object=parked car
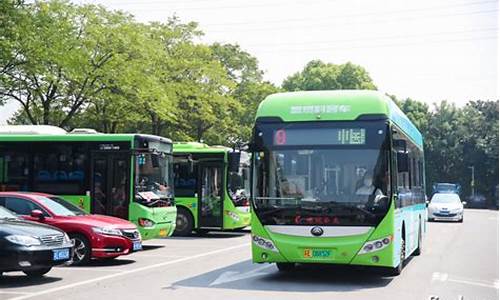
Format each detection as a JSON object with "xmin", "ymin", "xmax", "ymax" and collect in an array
[
  {"xmin": 427, "ymin": 193, "xmax": 466, "ymax": 222},
  {"xmin": 0, "ymin": 206, "xmax": 73, "ymax": 277},
  {"xmin": 0, "ymin": 192, "xmax": 142, "ymax": 265}
]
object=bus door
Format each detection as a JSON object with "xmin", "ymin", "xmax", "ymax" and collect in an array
[
  {"xmin": 90, "ymin": 152, "xmax": 130, "ymax": 220},
  {"xmin": 198, "ymin": 162, "xmax": 223, "ymax": 228}
]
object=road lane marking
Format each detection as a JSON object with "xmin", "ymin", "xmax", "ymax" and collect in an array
[
  {"xmin": 209, "ymin": 264, "xmax": 274, "ymax": 286},
  {"xmin": 10, "ymin": 243, "xmax": 248, "ymax": 300},
  {"xmin": 0, "ymin": 291, "xmax": 33, "ymax": 295},
  {"xmin": 432, "ymin": 272, "xmax": 499, "ymax": 289},
  {"xmin": 131, "ymin": 254, "xmax": 187, "ymax": 258}
]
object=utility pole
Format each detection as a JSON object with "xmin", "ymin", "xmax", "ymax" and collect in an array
[{"xmin": 468, "ymin": 166, "xmax": 475, "ymax": 198}]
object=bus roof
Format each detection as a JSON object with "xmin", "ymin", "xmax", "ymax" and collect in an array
[
  {"xmin": 173, "ymin": 142, "xmax": 230, "ymax": 154},
  {"xmin": 0, "ymin": 127, "xmax": 172, "ymax": 144},
  {"xmin": 255, "ymin": 90, "xmax": 423, "ymax": 148}
]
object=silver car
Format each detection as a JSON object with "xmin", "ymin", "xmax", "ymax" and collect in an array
[{"xmin": 427, "ymin": 193, "xmax": 466, "ymax": 222}]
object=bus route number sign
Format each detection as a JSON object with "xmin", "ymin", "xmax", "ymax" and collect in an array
[{"xmin": 274, "ymin": 129, "xmax": 287, "ymax": 145}]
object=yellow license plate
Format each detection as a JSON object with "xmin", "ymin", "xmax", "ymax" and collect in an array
[
  {"xmin": 159, "ymin": 229, "xmax": 167, "ymax": 237},
  {"xmin": 303, "ymin": 249, "xmax": 332, "ymax": 258}
]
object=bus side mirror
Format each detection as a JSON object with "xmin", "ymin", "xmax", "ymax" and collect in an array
[
  {"xmin": 228, "ymin": 152, "xmax": 241, "ymax": 173},
  {"xmin": 393, "ymin": 139, "xmax": 407, "ymax": 152},
  {"xmin": 187, "ymin": 155, "xmax": 194, "ymax": 173},
  {"xmin": 397, "ymin": 152, "xmax": 409, "ymax": 172}
]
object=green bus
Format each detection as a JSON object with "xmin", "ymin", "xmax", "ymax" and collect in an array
[
  {"xmin": 250, "ymin": 90, "xmax": 426, "ymax": 275},
  {"xmin": 172, "ymin": 142, "xmax": 251, "ymax": 236},
  {"xmin": 0, "ymin": 126, "xmax": 177, "ymax": 240}
]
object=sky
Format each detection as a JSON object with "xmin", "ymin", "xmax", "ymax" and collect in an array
[{"xmin": 0, "ymin": 0, "xmax": 499, "ymax": 124}]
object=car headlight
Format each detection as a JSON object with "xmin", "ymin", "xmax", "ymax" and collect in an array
[
  {"xmin": 5, "ymin": 235, "xmax": 42, "ymax": 246},
  {"xmin": 358, "ymin": 235, "xmax": 392, "ymax": 255},
  {"xmin": 92, "ymin": 227, "xmax": 123, "ymax": 236}
]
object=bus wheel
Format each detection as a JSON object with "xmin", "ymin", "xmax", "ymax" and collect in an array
[
  {"xmin": 276, "ymin": 263, "xmax": 296, "ymax": 272},
  {"xmin": 414, "ymin": 224, "xmax": 422, "ymax": 256},
  {"xmin": 174, "ymin": 208, "xmax": 193, "ymax": 236},
  {"xmin": 390, "ymin": 238, "xmax": 405, "ymax": 276},
  {"xmin": 70, "ymin": 233, "xmax": 91, "ymax": 265}
]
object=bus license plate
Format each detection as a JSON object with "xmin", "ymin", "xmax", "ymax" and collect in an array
[
  {"xmin": 159, "ymin": 229, "xmax": 167, "ymax": 237},
  {"xmin": 53, "ymin": 248, "xmax": 70, "ymax": 261},
  {"xmin": 133, "ymin": 241, "xmax": 142, "ymax": 251},
  {"xmin": 303, "ymin": 249, "xmax": 332, "ymax": 258}
]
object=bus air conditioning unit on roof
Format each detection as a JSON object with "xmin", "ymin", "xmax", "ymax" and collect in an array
[
  {"xmin": 69, "ymin": 128, "xmax": 100, "ymax": 134},
  {"xmin": 0, "ymin": 125, "xmax": 67, "ymax": 135}
]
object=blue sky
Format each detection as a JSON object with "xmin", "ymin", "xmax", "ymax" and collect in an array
[{"xmin": 0, "ymin": 0, "xmax": 498, "ymax": 123}]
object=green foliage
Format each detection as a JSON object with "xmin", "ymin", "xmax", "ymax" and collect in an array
[{"xmin": 282, "ymin": 60, "xmax": 377, "ymax": 91}]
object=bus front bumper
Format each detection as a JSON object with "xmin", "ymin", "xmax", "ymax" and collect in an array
[{"xmin": 138, "ymin": 222, "xmax": 176, "ymax": 240}]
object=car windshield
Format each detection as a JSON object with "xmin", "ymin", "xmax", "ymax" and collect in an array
[
  {"xmin": 431, "ymin": 194, "xmax": 461, "ymax": 204},
  {"xmin": 228, "ymin": 151, "xmax": 251, "ymax": 206},
  {"xmin": 34, "ymin": 196, "xmax": 87, "ymax": 216},
  {"xmin": 0, "ymin": 206, "xmax": 19, "ymax": 219},
  {"xmin": 252, "ymin": 121, "xmax": 391, "ymax": 226},
  {"xmin": 135, "ymin": 152, "xmax": 174, "ymax": 204}
]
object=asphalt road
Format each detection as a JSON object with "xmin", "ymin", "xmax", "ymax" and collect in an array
[{"xmin": 0, "ymin": 209, "xmax": 498, "ymax": 300}]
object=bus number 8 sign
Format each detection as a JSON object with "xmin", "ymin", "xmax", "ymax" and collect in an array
[{"xmin": 274, "ymin": 129, "xmax": 287, "ymax": 145}]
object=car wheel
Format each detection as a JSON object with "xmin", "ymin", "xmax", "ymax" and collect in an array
[
  {"xmin": 23, "ymin": 267, "xmax": 52, "ymax": 277},
  {"xmin": 276, "ymin": 263, "xmax": 296, "ymax": 272},
  {"xmin": 69, "ymin": 233, "xmax": 91, "ymax": 265},
  {"xmin": 173, "ymin": 208, "xmax": 194, "ymax": 236}
]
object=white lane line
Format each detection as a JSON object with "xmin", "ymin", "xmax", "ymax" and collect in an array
[
  {"xmin": 131, "ymin": 254, "xmax": 187, "ymax": 258},
  {"xmin": 10, "ymin": 243, "xmax": 248, "ymax": 300},
  {"xmin": 0, "ymin": 291, "xmax": 33, "ymax": 295},
  {"xmin": 431, "ymin": 272, "xmax": 499, "ymax": 290}
]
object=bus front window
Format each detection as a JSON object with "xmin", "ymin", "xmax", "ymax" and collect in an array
[
  {"xmin": 228, "ymin": 152, "xmax": 251, "ymax": 207},
  {"xmin": 135, "ymin": 153, "xmax": 174, "ymax": 206},
  {"xmin": 252, "ymin": 121, "xmax": 390, "ymax": 226}
]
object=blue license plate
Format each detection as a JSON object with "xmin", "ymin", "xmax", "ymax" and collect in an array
[
  {"xmin": 133, "ymin": 241, "xmax": 142, "ymax": 251},
  {"xmin": 53, "ymin": 248, "xmax": 70, "ymax": 261}
]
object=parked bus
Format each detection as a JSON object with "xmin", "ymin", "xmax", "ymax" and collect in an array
[
  {"xmin": 250, "ymin": 90, "xmax": 426, "ymax": 275},
  {"xmin": 0, "ymin": 126, "xmax": 176, "ymax": 240},
  {"xmin": 172, "ymin": 142, "xmax": 251, "ymax": 236}
]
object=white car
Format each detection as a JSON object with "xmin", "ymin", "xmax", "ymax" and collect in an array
[{"xmin": 427, "ymin": 193, "xmax": 466, "ymax": 222}]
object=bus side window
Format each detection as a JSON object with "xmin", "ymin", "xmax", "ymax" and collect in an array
[{"xmin": 173, "ymin": 159, "xmax": 198, "ymax": 197}]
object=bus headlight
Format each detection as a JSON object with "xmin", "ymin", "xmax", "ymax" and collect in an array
[
  {"xmin": 252, "ymin": 235, "xmax": 279, "ymax": 253},
  {"xmin": 138, "ymin": 218, "xmax": 155, "ymax": 228},
  {"xmin": 358, "ymin": 235, "xmax": 392, "ymax": 255}
]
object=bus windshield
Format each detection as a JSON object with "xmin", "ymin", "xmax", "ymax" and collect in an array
[
  {"xmin": 135, "ymin": 152, "xmax": 174, "ymax": 205},
  {"xmin": 252, "ymin": 121, "xmax": 391, "ymax": 226},
  {"xmin": 228, "ymin": 152, "xmax": 251, "ymax": 206}
]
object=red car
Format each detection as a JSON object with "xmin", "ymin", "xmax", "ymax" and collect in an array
[{"xmin": 0, "ymin": 192, "xmax": 142, "ymax": 265}]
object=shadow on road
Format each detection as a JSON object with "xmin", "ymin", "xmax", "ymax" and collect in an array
[
  {"xmin": 0, "ymin": 273, "xmax": 62, "ymax": 288},
  {"xmin": 170, "ymin": 259, "xmax": 394, "ymax": 292},
  {"xmin": 142, "ymin": 244, "xmax": 165, "ymax": 251},
  {"xmin": 71, "ymin": 258, "xmax": 136, "ymax": 267}
]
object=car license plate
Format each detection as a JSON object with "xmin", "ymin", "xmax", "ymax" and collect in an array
[
  {"xmin": 303, "ymin": 249, "xmax": 332, "ymax": 258},
  {"xmin": 53, "ymin": 248, "xmax": 70, "ymax": 261},
  {"xmin": 159, "ymin": 229, "xmax": 167, "ymax": 237},
  {"xmin": 133, "ymin": 241, "xmax": 142, "ymax": 251}
]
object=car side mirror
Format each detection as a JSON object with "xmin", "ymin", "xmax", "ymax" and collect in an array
[
  {"xmin": 462, "ymin": 201, "xmax": 467, "ymax": 205},
  {"xmin": 30, "ymin": 209, "xmax": 45, "ymax": 221}
]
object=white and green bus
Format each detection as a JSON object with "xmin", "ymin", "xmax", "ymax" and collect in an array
[
  {"xmin": 250, "ymin": 90, "xmax": 426, "ymax": 275},
  {"xmin": 172, "ymin": 142, "xmax": 251, "ymax": 236}
]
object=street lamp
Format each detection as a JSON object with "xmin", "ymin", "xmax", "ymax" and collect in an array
[{"xmin": 468, "ymin": 166, "xmax": 475, "ymax": 198}]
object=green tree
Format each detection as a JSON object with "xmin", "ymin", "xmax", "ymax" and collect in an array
[{"xmin": 282, "ymin": 60, "xmax": 376, "ymax": 91}]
